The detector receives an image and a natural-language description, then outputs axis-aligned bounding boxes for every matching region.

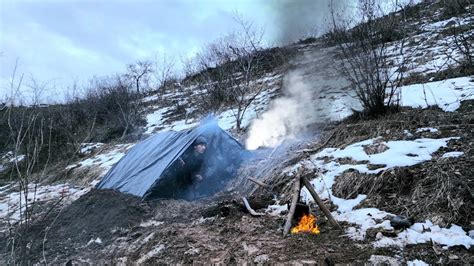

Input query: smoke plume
[246,72,319,150]
[272,0,348,44]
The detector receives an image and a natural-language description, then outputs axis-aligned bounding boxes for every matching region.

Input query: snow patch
[375,222,473,249]
[314,137,458,173]
[0,182,91,222]
[369,255,400,265]
[144,107,172,134]
[407,259,429,266]
[66,144,134,175]
[265,204,288,216]
[140,220,165,227]
[399,76,474,112]
[442,151,464,158]
[80,143,104,155]
[136,244,165,264]
[87,237,103,245]
[416,127,438,133]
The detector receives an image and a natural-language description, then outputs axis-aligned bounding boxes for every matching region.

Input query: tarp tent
[96,118,247,199]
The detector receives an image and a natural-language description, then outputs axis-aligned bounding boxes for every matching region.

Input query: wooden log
[283,171,302,236]
[241,197,264,216]
[301,175,342,230]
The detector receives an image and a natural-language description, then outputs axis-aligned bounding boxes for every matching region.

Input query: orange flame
[291,213,320,234]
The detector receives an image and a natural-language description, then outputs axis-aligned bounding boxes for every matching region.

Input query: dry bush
[326,0,409,117]
[77,76,146,141]
[440,0,471,18]
[446,23,474,75]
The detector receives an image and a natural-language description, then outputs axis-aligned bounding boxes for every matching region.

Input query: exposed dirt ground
[6,187,472,265]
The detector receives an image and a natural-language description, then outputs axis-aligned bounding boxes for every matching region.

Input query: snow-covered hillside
[1,1,473,264]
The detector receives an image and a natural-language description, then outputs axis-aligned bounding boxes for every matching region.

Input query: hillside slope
[1,1,473,264]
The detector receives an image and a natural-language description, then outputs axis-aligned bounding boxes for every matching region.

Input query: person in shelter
[144,136,208,200]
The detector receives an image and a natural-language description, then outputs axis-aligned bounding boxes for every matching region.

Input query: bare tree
[327,0,408,116]
[125,60,153,93]
[87,75,144,139]
[193,15,267,130]
[153,53,176,94]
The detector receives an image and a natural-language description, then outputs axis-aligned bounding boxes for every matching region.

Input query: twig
[300,130,336,154]
[241,197,264,216]
[247,177,272,190]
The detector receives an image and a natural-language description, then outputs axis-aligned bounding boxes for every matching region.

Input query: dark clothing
[144,146,205,200]
[177,149,204,184]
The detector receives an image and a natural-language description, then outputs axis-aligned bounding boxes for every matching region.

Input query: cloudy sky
[0,0,356,103]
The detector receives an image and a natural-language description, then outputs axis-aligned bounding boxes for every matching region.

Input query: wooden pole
[301,175,342,230]
[283,171,302,236]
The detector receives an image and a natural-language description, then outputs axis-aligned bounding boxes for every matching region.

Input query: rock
[389,215,413,230]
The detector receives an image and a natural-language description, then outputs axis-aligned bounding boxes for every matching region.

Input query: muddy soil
[2,189,150,264]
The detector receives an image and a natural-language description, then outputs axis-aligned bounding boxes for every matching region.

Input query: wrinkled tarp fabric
[96,120,245,197]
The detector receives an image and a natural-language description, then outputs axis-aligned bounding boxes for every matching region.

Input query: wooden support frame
[301,176,342,230]
[283,169,303,236]
[283,166,342,236]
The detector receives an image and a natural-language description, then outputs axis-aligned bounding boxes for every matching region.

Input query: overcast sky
[0,0,359,103]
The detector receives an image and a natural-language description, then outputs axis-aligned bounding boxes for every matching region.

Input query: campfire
[282,166,342,236]
[291,213,320,234]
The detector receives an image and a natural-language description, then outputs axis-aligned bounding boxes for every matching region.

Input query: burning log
[301,176,342,231]
[283,168,303,236]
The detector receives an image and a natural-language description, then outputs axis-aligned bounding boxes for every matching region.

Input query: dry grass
[333,159,472,227]
[330,101,473,227]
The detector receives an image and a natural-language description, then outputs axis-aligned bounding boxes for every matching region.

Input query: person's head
[193,136,207,154]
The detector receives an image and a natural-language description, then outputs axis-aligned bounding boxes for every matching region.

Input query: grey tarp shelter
[96,118,247,199]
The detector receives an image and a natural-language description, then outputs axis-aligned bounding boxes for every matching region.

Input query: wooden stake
[301,175,342,230]
[283,171,302,236]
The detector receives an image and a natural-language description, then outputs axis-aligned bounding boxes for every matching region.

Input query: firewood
[283,168,303,236]
[248,177,272,190]
[241,197,264,216]
[301,175,342,231]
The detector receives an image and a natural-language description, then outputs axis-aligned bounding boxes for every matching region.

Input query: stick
[283,170,302,236]
[241,197,264,216]
[248,177,271,190]
[299,130,336,154]
[301,175,342,230]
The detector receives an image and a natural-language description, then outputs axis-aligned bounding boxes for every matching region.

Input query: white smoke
[246,72,320,150]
